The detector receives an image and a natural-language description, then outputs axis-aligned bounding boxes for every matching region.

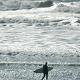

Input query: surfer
[41,62,48,80]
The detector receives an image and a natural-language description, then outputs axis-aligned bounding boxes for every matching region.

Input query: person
[41,62,48,80]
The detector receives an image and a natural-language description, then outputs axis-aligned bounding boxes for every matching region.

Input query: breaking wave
[0,0,54,10]
[53,2,80,13]
[0,0,80,11]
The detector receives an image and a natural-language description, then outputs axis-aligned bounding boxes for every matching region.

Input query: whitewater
[0,0,80,80]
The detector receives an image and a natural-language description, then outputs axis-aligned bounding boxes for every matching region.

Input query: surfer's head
[45,62,47,65]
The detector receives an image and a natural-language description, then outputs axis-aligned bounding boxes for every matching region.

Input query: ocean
[0,0,80,80]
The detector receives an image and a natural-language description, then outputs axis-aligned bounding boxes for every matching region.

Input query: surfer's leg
[46,74,48,80]
[41,74,45,80]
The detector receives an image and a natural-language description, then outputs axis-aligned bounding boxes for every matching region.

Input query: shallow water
[0,63,80,80]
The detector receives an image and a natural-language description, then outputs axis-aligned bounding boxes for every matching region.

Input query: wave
[51,2,80,13]
[0,16,48,23]
[0,0,80,11]
[38,1,53,8]
[0,8,79,24]
[33,2,80,13]
[0,14,77,23]
[0,0,54,10]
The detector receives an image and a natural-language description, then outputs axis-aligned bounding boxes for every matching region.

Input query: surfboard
[34,67,53,73]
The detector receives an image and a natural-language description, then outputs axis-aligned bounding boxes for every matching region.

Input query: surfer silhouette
[41,62,48,80]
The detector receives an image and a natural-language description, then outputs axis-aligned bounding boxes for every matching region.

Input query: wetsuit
[41,63,48,80]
